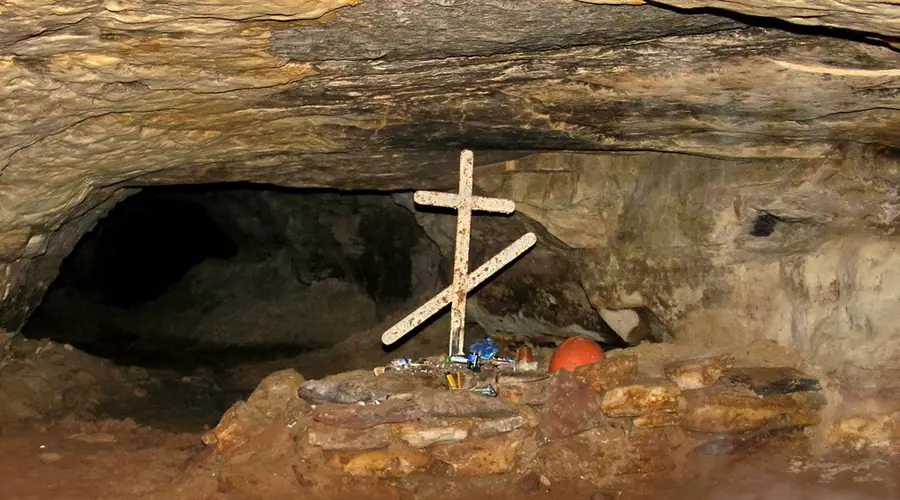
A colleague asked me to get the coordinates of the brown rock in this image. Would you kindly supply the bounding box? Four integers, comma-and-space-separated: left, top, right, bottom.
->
246, 369, 308, 419
574, 354, 638, 392
633, 412, 679, 428
620, 427, 687, 474
38, 452, 64, 464
721, 367, 821, 396
471, 414, 527, 438
204, 369, 311, 454
311, 389, 520, 430
538, 425, 684, 484
430, 431, 524, 475
312, 399, 423, 428
308, 422, 393, 451
497, 374, 550, 405
539, 370, 607, 442
664, 354, 733, 390
828, 414, 900, 452
827, 387, 900, 451
679, 384, 825, 433
332, 446, 431, 478
300, 370, 442, 404
600, 378, 679, 417
394, 421, 469, 448
204, 401, 268, 455
416, 389, 520, 419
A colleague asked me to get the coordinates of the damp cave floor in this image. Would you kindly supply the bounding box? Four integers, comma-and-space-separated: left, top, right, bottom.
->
2, 413, 898, 500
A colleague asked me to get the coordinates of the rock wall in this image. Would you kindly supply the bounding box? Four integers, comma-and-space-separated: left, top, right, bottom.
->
460, 148, 900, 370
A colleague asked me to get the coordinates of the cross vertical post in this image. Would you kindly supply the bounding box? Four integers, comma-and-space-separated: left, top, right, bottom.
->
449, 150, 474, 355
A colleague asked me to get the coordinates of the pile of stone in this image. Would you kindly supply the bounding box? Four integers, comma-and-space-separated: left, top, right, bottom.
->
202, 351, 828, 486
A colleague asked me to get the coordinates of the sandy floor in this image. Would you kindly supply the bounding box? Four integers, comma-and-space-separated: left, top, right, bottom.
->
0, 418, 202, 500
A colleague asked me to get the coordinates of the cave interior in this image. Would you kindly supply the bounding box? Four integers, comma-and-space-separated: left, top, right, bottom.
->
1, 0, 900, 498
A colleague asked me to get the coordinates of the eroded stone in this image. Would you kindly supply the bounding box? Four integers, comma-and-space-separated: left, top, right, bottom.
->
497, 373, 550, 405
312, 399, 423, 429
574, 354, 638, 393
600, 378, 680, 417
394, 422, 469, 448
633, 412, 680, 428
299, 370, 441, 405
679, 384, 825, 433
416, 389, 520, 419
332, 446, 431, 478
430, 431, 524, 475
827, 387, 900, 451
246, 369, 308, 419
828, 414, 900, 452
471, 414, 528, 438
664, 354, 733, 390
308, 422, 393, 451
538, 425, 685, 484
539, 370, 607, 442
721, 367, 821, 396
204, 401, 267, 455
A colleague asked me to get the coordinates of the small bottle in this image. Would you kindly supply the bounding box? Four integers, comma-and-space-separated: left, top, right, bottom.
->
516, 346, 534, 364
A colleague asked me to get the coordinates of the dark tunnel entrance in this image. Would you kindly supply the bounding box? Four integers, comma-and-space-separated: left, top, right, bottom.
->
62, 192, 239, 310
23, 185, 447, 416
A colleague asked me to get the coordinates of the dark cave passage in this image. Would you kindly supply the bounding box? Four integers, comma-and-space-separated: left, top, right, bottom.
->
23, 184, 445, 376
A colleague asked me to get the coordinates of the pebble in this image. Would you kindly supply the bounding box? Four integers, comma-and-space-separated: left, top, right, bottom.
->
38, 452, 63, 464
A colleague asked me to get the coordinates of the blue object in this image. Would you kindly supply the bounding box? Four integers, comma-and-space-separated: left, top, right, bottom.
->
391, 358, 412, 369
469, 338, 499, 360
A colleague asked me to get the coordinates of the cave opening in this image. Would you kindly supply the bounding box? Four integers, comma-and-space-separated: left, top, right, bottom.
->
19, 184, 453, 426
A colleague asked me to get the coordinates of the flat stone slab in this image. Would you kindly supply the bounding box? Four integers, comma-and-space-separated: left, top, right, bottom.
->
299, 370, 443, 405
415, 389, 520, 419
311, 389, 520, 429
664, 354, 733, 390
308, 422, 393, 451
720, 367, 821, 396
574, 354, 638, 393
678, 384, 826, 433
312, 399, 424, 429
394, 421, 470, 448
600, 378, 680, 417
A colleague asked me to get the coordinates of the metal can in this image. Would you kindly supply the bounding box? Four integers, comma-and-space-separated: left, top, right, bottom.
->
471, 384, 498, 397
449, 354, 469, 365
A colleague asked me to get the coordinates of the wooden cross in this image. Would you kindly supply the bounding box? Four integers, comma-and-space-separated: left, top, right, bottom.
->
381, 150, 536, 355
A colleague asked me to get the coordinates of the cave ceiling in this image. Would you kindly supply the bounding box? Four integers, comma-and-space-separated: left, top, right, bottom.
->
0, 0, 898, 240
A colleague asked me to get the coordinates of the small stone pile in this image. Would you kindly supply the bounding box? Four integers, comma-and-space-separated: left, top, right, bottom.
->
202, 350, 829, 488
